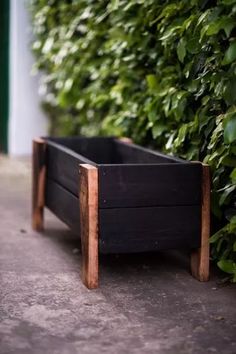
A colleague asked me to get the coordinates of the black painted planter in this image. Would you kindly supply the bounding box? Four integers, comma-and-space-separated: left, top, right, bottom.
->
32, 136, 210, 288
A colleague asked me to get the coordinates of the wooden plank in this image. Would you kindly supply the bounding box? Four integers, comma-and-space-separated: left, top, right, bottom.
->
48, 136, 184, 164
79, 164, 99, 289
32, 138, 46, 231
47, 137, 115, 164
46, 142, 95, 196
99, 205, 201, 254
191, 164, 210, 281
99, 163, 202, 208
45, 178, 80, 232
114, 139, 183, 164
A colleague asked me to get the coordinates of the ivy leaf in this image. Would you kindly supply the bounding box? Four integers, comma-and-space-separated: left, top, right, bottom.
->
221, 0, 236, 5
177, 39, 186, 63
42, 37, 54, 54
217, 260, 236, 274
223, 80, 236, 105
206, 17, 235, 37
223, 113, 236, 143
146, 75, 158, 91
210, 231, 223, 244
222, 41, 236, 65
229, 216, 236, 233
152, 124, 167, 138
174, 124, 188, 147
186, 37, 200, 54
211, 191, 222, 218
230, 215, 236, 224
224, 21, 235, 37
233, 241, 236, 252
230, 168, 236, 184
219, 184, 236, 205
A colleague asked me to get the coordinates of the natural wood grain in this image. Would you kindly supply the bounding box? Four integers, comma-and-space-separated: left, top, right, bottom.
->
191, 164, 210, 281
32, 138, 46, 231
79, 164, 99, 289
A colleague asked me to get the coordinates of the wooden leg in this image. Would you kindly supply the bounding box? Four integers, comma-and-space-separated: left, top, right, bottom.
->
32, 138, 46, 231
79, 164, 98, 289
191, 164, 210, 281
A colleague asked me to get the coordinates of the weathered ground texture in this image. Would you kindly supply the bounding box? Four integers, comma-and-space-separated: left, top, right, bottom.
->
0, 155, 235, 354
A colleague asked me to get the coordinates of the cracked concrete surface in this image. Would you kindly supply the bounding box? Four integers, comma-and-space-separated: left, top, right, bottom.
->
0, 155, 235, 354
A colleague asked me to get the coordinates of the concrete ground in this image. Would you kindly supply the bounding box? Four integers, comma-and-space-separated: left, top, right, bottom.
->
0, 155, 235, 354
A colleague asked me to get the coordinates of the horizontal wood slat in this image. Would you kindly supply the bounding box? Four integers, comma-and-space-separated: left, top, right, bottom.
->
99, 205, 201, 254
114, 140, 183, 164
45, 178, 80, 233
46, 137, 183, 165
47, 137, 115, 164
46, 142, 94, 196
99, 163, 202, 208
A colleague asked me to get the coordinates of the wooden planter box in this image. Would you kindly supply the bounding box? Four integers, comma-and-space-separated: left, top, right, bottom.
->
32, 136, 210, 288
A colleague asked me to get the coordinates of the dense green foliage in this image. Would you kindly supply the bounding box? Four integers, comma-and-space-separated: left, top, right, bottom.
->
30, 0, 236, 280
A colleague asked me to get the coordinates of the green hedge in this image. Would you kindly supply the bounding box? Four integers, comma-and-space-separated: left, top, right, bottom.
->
30, 0, 236, 280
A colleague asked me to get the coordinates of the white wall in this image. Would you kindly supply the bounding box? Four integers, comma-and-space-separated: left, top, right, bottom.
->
8, 0, 48, 156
